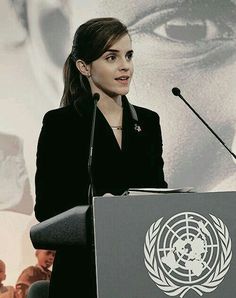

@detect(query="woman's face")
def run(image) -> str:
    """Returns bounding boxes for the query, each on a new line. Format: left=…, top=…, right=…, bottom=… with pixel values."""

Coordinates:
left=69, top=0, right=236, bottom=190
left=86, top=34, right=134, bottom=100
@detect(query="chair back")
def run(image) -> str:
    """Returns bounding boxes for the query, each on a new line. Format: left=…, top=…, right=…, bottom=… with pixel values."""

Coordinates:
left=27, top=280, right=49, bottom=298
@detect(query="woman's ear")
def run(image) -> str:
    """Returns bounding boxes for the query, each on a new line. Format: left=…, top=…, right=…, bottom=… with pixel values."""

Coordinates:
left=76, top=59, right=91, bottom=77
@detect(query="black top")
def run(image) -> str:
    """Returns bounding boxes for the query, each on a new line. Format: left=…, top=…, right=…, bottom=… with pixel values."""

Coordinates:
left=35, top=95, right=167, bottom=221
left=34, top=95, right=167, bottom=297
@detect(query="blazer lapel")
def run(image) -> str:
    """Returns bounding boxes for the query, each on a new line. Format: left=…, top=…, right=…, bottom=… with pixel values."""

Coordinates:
left=121, top=96, right=144, bottom=155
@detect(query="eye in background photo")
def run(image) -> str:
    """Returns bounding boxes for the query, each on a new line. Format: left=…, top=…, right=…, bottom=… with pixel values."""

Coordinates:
left=126, top=0, right=236, bottom=191
left=0, top=0, right=235, bottom=285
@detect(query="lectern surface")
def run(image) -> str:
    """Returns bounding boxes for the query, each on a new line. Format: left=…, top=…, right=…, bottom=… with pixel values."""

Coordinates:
left=93, top=191, right=236, bottom=298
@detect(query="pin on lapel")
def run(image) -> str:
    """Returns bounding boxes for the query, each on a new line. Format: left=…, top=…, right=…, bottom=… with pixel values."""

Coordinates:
left=134, top=123, right=142, bottom=132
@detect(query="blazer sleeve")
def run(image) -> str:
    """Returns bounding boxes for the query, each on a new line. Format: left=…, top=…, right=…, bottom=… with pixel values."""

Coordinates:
left=149, top=112, right=168, bottom=188
left=34, top=111, right=87, bottom=222
left=34, top=112, right=62, bottom=221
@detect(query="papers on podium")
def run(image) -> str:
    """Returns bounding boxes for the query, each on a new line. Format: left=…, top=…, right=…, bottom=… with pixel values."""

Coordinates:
left=125, top=187, right=194, bottom=196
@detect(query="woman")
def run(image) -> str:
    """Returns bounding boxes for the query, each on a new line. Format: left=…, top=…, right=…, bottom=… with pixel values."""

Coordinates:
left=34, top=17, right=167, bottom=297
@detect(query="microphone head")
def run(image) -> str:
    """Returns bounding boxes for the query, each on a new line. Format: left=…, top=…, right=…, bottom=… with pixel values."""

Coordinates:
left=172, top=87, right=181, bottom=96
left=93, top=93, right=100, bottom=102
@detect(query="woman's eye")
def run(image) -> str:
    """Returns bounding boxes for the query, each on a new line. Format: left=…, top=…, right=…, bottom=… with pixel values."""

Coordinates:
left=106, top=55, right=116, bottom=62
left=154, top=18, right=234, bottom=43
left=126, top=52, right=133, bottom=60
left=129, top=1, right=236, bottom=44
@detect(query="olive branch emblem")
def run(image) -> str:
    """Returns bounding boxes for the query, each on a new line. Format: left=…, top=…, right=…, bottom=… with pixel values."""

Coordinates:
left=144, top=214, right=232, bottom=297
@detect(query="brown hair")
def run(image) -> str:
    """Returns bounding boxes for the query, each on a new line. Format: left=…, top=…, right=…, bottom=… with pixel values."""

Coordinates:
left=60, top=17, right=129, bottom=107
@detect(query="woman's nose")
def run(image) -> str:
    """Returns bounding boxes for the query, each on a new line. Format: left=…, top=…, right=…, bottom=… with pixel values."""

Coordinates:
left=118, top=58, right=130, bottom=71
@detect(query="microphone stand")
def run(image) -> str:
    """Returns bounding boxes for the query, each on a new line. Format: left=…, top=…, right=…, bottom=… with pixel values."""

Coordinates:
left=86, top=93, right=100, bottom=296
left=88, top=93, right=100, bottom=205
left=172, top=87, right=236, bottom=160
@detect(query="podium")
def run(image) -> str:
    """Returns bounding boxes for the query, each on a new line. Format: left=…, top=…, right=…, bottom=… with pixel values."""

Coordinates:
left=30, top=191, right=236, bottom=298
left=30, top=205, right=90, bottom=249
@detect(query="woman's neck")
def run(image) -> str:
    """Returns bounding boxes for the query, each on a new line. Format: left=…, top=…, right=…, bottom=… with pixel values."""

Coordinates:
left=97, top=94, right=122, bottom=114
left=97, top=93, right=123, bottom=127
left=96, top=94, right=123, bottom=149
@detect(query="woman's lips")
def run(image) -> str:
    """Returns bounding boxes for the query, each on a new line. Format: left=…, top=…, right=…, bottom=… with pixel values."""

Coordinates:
left=115, top=76, right=130, bottom=84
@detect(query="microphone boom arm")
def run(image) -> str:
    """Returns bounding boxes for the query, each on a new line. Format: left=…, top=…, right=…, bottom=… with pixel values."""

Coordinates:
left=172, top=87, right=236, bottom=160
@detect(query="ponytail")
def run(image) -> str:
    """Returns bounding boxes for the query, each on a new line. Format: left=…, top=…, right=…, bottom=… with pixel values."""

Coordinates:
left=60, top=54, right=91, bottom=107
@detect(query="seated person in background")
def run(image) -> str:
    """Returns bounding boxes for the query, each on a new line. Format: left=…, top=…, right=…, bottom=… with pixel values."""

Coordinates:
left=15, top=250, right=55, bottom=298
left=0, top=260, right=15, bottom=298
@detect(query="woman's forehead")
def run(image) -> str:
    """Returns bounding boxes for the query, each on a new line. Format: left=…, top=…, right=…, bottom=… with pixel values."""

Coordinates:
left=107, top=35, right=132, bottom=50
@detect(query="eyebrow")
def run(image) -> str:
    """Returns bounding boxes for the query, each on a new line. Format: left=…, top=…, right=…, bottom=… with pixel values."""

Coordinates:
left=105, top=49, right=134, bottom=54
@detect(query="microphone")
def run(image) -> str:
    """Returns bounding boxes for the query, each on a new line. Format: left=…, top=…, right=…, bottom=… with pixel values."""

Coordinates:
left=172, top=87, right=181, bottom=96
left=171, top=87, right=236, bottom=160
left=88, top=93, right=100, bottom=205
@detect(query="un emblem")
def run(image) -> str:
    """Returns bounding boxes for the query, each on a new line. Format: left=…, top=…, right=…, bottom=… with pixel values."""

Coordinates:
left=144, top=212, right=232, bottom=297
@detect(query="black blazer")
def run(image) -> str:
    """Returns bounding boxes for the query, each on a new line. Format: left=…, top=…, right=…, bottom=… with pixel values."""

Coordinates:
left=34, top=95, right=167, bottom=297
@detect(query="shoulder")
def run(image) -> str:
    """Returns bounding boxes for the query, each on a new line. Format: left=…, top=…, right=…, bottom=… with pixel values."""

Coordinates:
left=42, top=105, right=75, bottom=124
left=133, top=105, right=160, bottom=124
left=40, top=105, right=82, bottom=134
left=16, top=266, right=37, bottom=285
left=16, top=266, right=43, bottom=287
left=1, top=285, right=15, bottom=295
left=17, top=266, right=36, bottom=277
